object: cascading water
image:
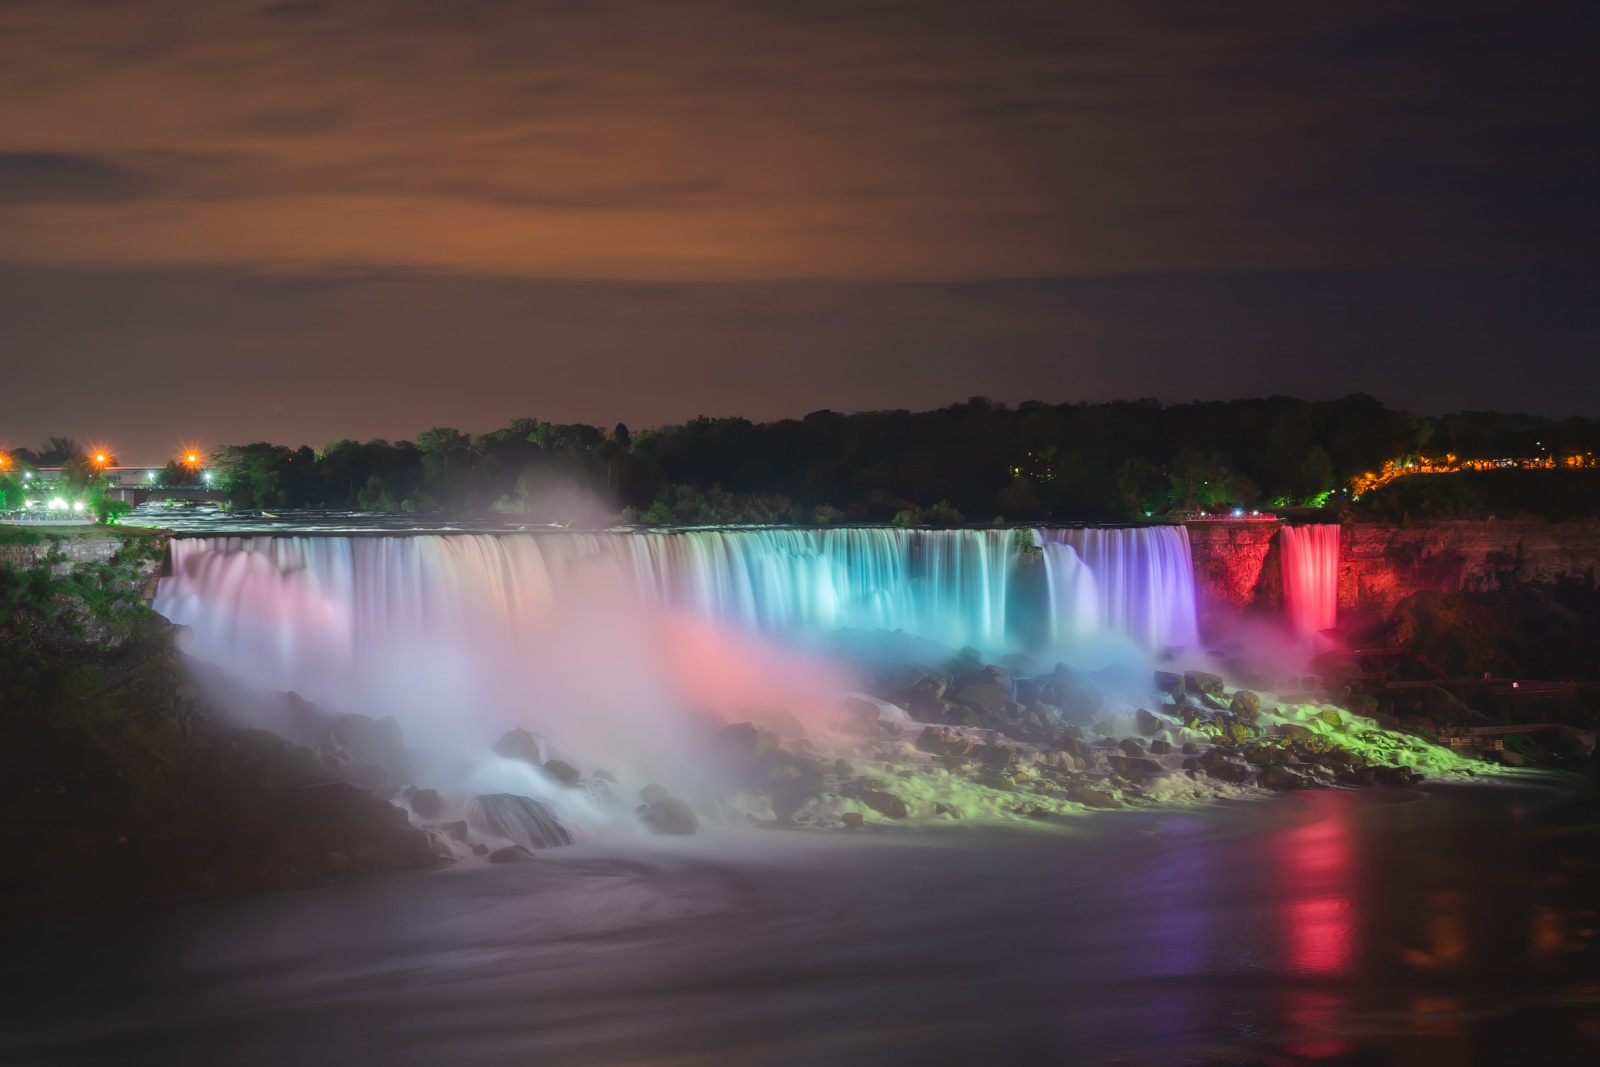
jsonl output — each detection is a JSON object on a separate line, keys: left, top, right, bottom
{"left": 1034, "top": 526, "right": 1200, "bottom": 652}
{"left": 1280, "top": 524, "right": 1340, "bottom": 637}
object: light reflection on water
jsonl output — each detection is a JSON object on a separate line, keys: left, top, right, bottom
{"left": 2, "top": 785, "right": 1597, "bottom": 1065}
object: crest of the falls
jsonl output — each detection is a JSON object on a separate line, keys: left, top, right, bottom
{"left": 154, "top": 525, "right": 1202, "bottom": 701}
{"left": 1280, "top": 524, "right": 1340, "bottom": 637}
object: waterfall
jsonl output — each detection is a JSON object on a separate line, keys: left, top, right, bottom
{"left": 1034, "top": 526, "right": 1200, "bottom": 651}
{"left": 154, "top": 526, "right": 1201, "bottom": 695}
{"left": 1280, "top": 524, "right": 1340, "bottom": 637}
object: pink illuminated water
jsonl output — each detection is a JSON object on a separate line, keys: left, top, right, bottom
{"left": 1280, "top": 524, "right": 1340, "bottom": 638}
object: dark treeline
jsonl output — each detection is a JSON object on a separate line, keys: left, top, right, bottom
{"left": 205, "top": 395, "right": 1600, "bottom": 524}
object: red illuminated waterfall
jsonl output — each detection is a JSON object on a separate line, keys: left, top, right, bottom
{"left": 1280, "top": 524, "right": 1340, "bottom": 637}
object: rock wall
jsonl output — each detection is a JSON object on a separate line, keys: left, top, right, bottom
{"left": 1187, "top": 518, "right": 1600, "bottom": 626}
{"left": 0, "top": 536, "right": 125, "bottom": 570}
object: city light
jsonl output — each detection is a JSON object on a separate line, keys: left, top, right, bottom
{"left": 48, "top": 497, "right": 66, "bottom": 509}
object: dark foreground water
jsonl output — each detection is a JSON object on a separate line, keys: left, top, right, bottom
{"left": 4, "top": 783, "right": 1598, "bottom": 1066}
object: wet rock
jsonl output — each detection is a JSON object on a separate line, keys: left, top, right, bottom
{"left": 1276, "top": 723, "right": 1315, "bottom": 741}
{"left": 1181, "top": 742, "right": 1199, "bottom": 755}
{"left": 952, "top": 682, "right": 1008, "bottom": 715}
{"left": 1228, "top": 690, "right": 1261, "bottom": 722}
{"left": 592, "top": 769, "right": 618, "bottom": 782}
{"left": 833, "top": 759, "right": 854, "bottom": 774}
{"left": 1108, "top": 755, "right": 1162, "bottom": 779}
{"left": 1257, "top": 765, "right": 1299, "bottom": 790}
{"left": 1135, "top": 708, "right": 1163, "bottom": 736}
{"left": 1557, "top": 725, "right": 1596, "bottom": 758}
{"left": 641, "top": 797, "right": 698, "bottom": 835}
{"left": 404, "top": 787, "right": 444, "bottom": 819}
{"left": 1069, "top": 785, "right": 1123, "bottom": 809}
{"left": 861, "top": 790, "right": 909, "bottom": 819}
{"left": 466, "top": 794, "right": 573, "bottom": 851}
{"left": 639, "top": 783, "right": 669, "bottom": 806}
{"left": 1242, "top": 743, "right": 1277, "bottom": 766}
{"left": 841, "top": 812, "right": 865, "bottom": 827}
{"left": 492, "top": 727, "right": 543, "bottom": 766}
{"left": 1315, "top": 709, "right": 1343, "bottom": 728}
{"left": 1206, "top": 761, "right": 1250, "bottom": 783}
{"left": 1149, "top": 739, "right": 1172, "bottom": 755}
{"left": 1058, "top": 687, "right": 1104, "bottom": 726}
{"left": 1153, "top": 670, "right": 1184, "bottom": 695}
{"left": 427, "top": 819, "right": 470, "bottom": 842}
{"left": 488, "top": 845, "right": 536, "bottom": 863}
{"left": 978, "top": 744, "right": 1019, "bottom": 769}
{"left": 472, "top": 843, "right": 489, "bottom": 856}
{"left": 1117, "top": 738, "right": 1145, "bottom": 757}
{"left": 1055, "top": 736, "right": 1090, "bottom": 761}
{"left": 261, "top": 782, "right": 436, "bottom": 876}
{"left": 713, "top": 722, "right": 782, "bottom": 767}
{"left": 541, "top": 759, "right": 581, "bottom": 787}
{"left": 1184, "top": 671, "right": 1225, "bottom": 697}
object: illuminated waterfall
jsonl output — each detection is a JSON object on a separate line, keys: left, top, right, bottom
{"left": 1034, "top": 526, "right": 1200, "bottom": 651}
{"left": 1280, "top": 524, "right": 1340, "bottom": 637}
{"left": 154, "top": 526, "right": 1202, "bottom": 696}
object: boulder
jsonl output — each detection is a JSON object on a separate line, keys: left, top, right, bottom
{"left": 1108, "top": 755, "right": 1162, "bottom": 779}
{"left": 541, "top": 759, "right": 581, "bottom": 787}
{"left": 1315, "top": 709, "right": 1343, "bottom": 728}
{"left": 1205, "top": 761, "right": 1250, "bottom": 784}
{"left": 1228, "top": 690, "right": 1261, "bottom": 722}
{"left": 492, "top": 727, "right": 542, "bottom": 766}
{"left": 841, "top": 811, "right": 865, "bottom": 827}
{"left": 979, "top": 744, "right": 1019, "bottom": 769}
{"left": 1242, "top": 743, "right": 1277, "bottom": 766}
{"left": 1184, "top": 671, "right": 1225, "bottom": 697}
{"left": 1058, "top": 687, "right": 1104, "bottom": 726}
{"left": 428, "top": 819, "right": 469, "bottom": 841}
{"left": 1276, "top": 723, "right": 1315, "bottom": 741}
{"left": 261, "top": 782, "right": 436, "bottom": 876}
{"left": 405, "top": 787, "right": 444, "bottom": 819}
{"left": 466, "top": 793, "right": 573, "bottom": 851}
{"left": 713, "top": 722, "right": 782, "bottom": 767}
{"left": 641, "top": 797, "right": 698, "bottom": 835}
{"left": 1134, "top": 708, "right": 1163, "bottom": 736}
{"left": 1069, "top": 785, "right": 1123, "bottom": 809}
{"left": 1153, "top": 670, "right": 1184, "bottom": 695}
{"left": 1149, "top": 739, "right": 1172, "bottom": 755}
{"left": 1118, "top": 738, "right": 1145, "bottom": 757}
{"left": 639, "top": 782, "right": 669, "bottom": 806}
{"left": 488, "top": 845, "right": 536, "bottom": 864}
{"left": 1256, "top": 765, "right": 1299, "bottom": 790}
{"left": 861, "top": 790, "right": 909, "bottom": 819}
{"left": 952, "top": 682, "right": 1008, "bottom": 715}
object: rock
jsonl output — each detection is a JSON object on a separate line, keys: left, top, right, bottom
{"left": 492, "top": 727, "right": 542, "bottom": 766}
{"left": 952, "top": 682, "right": 1008, "bottom": 715}
{"left": 1108, "top": 755, "right": 1162, "bottom": 779}
{"left": 841, "top": 811, "right": 865, "bottom": 827}
{"left": 833, "top": 758, "right": 854, "bottom": 774}
{"left": 1149, "top": 739, "right": 1172, "bottom": 755}
{"left": 261, "top": 782, "right": 436, "bottom": 875}
{"left": 472, "top": 843, "right": 489, "bottom": 856}
{"left": 1055, "top": 736, "right": 1090, "bottom": 761}
{"left": 1224, "top": 723, "right": 1253, "bottom": 744}
{"left": 331, "top": 714, "right": 410, "bottom": 780}
{"left": 1242, "top": 743, "right": 1276, "bottom": 766}
{"left": 639, "top": 783, "right": 670, "bottom": 806}
{"left": 592, "top": 769, "right": 618, "bottom": 782}
{"left": 641, "top": 797, "right": 698, "bottom": 835}
{"left": 1228, "top": 690, "right": 1261, "bottom": 722}
{"left": 1181, "top": 742, "right": 1199, "bottom": 755}
{"left": 541, "top": 759, "right": 581, "bottom": 787}
{"left": 1557, "top": 725, "right": 1596, "bottom": 758}
{"left": 1135, "top": 708, "right": 1163, "bottom": 736}
{"left": 1257, "top": 765, "right": 1298, "bottom": 790}
{"left": 428, "top": 819, "right": 469, "bottom": 842}
{"left": 1207, "top": 761, "right": 1251, "bottom": 783}
{"left": 860, "top": 789, "right": 909, "bottom": 819}
{"left": 488, "top": 845, "right": 536, "bottom": 864}
{"left": 1069, "top": 785, "right": 1123, "bottom": 809}
{"left": 406, "top": 787, "right": 444, "bottom": 819}
{"left": 979, "top": 744, "right": 1019, "bottom": 769}
{"left": 1315, "top": 709, "right": 1343, "bottom": 728}
{"left": 1185, "top": 671, "right": 1225, "bottom": 697}
{"left": 1276, "top": 723, "right": 1315, "bottom": 741}
{"left": 1118, "top": 738, "right": 1145, "bottom": 757}
{"left": 1058, "top": 687, "right": 1104, "bottom": 726}
{"left": 466, "top": 794, "right": 573, "bottom": 851}
{"left": 1153, "top": 670, "right": 1184, "bottom": 695}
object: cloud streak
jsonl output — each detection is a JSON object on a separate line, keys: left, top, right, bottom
{"left": 0, "top": 0, "right": 1592, "bottom": 279}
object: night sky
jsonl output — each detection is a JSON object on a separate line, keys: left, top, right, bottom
{"left": 2, "top": 1, "right": 1596, "bottom": 460}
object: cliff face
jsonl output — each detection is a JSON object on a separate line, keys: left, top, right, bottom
{"left": 1187, "top": 518, "right": 1600, "bottom": 625}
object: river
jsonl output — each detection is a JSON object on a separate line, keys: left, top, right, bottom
{"left": 4, "top": 781, "right": 1597, "bottom": 1065}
